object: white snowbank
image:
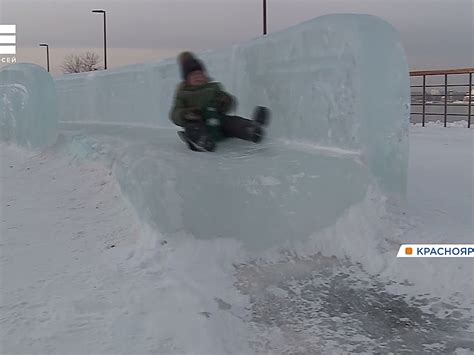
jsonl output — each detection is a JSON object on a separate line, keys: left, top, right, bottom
{"left": 0, "top": 143, "right": 253, "bottom": 354}
{"left": 412, "top": 120, "right": 471, "bottom": 128}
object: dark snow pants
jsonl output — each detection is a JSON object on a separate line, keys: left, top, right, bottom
{"left": 220, "top": 115, "right": 256, "bottom": 140}
{"left": 184, "top": 115, "right": 255, "bottom": 143}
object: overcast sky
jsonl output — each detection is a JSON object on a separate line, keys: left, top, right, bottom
{"left": 1, "top": 0, "right": 473, "bottom": 75}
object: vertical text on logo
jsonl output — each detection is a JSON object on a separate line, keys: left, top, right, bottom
{"left": 0, "top": 25, "right": 16, "bottom": 56}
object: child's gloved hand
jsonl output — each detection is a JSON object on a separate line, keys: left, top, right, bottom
{"left": 215, "top": 92, "right": 235, "bottom": 114}
{"left": 183, "top": 107, "right": 202, "bottom": 121}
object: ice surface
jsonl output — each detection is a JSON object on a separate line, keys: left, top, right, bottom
{"left": 0, "top": 64, "right": 58, "bottom": 148}
{"left": 61, "top": 125, "right": 370, "bottom": 250}
{"left": 53, "top": 14, "right": 410, "bottom": 250}
{"left": 56, "top": 14, "right": 410, "bottom": 193}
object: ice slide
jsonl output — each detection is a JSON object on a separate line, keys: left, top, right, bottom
{"left": 1, "top": 14, "right": 410, "bottom": 251}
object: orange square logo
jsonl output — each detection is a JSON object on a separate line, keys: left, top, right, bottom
{"left": 405, "top": 247, "right": 413, "bottom": 255}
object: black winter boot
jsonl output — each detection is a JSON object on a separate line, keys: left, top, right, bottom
{"left": 246, "top": 123, "right": 264, "bottom": 143}
{"left": 252, "top": 106, "right": 270, "bottom": 126}
{"left": 183, "top": 122, "right": 216, "bottom": 152}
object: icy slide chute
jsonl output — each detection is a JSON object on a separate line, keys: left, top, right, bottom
{"left": 56, "top": 14, "right": 410, "bottom": 194}
{"left": 0, "top": 64, "right": 58, "bottom": 148}
{"left": 4, "top": 14, "right": 410, "bottom": 250}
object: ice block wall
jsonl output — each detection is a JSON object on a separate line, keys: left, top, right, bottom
{"left": 56, "top": 14, "right": 409, "bottom": 194}
{"left": 54, "top": 14, "right": 410, "bottom": 250}
{"left": 0, "top": 64, "right": 58, "bottom": 148}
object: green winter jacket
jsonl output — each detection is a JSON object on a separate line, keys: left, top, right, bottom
{"left": 169, "top": 81, "right": 235, "bottom": 127}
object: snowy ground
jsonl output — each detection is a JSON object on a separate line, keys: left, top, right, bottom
{"left": 1, "top": 125, "right": 473, "bottom": 354}
{"left": 407, "top": 125, "right": 473, "bottom": 243}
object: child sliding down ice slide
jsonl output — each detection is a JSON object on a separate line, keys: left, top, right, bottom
{"left": 169, "top": 52, "right": 270, "bottom": 152}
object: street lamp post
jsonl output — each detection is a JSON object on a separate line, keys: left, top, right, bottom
{"left": 92, "top": 9, "right": 107, "bottom": 70}
{"left": 263, "top": 0, "right": 267, "bottom": 35}
{"left": 39, "top": 43, "right": 50, "bottom": 72}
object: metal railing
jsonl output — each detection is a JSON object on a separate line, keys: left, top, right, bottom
{"left": 410, "top": 68, "right": 473, "bottom": 128}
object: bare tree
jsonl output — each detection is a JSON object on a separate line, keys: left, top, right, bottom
{"left": 62, "top": 52, "right": 102, "bottom": 74}
{"left": 81, "top": 52, "right": 102, "bottom": 72}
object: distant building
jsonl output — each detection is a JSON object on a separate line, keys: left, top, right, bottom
{"left": 463, "top": 89, "right": 474, "bottom": 103}
{"left": 429, "top": 89, "right": 442, "bottom": 102}
{"left": 448, "top": 90, "right": 455, "bottom": 102}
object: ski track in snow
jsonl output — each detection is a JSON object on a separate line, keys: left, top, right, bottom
{"left": 1, "top": 125, "right": 473, "bottom": 354}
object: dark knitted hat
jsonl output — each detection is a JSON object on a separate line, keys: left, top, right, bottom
{"left": 182, "top": 58, "right": 205, "bottom": 81}
{"left": 178, "top": 51, "right": 196, "bottom": 66}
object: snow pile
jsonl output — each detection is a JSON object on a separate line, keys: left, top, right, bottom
{"left": 0, "top": 64, "right": 58, "bottom": 148}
